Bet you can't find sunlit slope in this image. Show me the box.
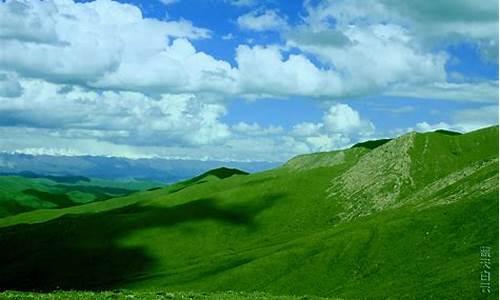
[0,126,497,299]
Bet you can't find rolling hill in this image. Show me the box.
[0,126,497,299]
[0,175,163,217]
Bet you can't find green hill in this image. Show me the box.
[195,167,249,179]
[0,176,163,217]
[0,126,497,299]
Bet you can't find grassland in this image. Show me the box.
[0,175,163,217]
[0,126,497,299]
[0,290,339,300]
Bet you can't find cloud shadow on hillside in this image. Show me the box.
[0,193,284,291]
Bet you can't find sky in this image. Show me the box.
[0,0,498,162]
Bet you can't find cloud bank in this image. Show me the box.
[0,0,497,161]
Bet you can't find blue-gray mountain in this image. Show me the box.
[0,153,279,183]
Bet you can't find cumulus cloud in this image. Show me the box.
[286,23,449,98]
[1,0,496,101]
[223,103,374,159]
[322,103,374,134]
[282,0,498,101]
[0,79,231,147]
[0,0,59,44]
[0,83,374,161]
[237,10,288,32]
[289,103,375,152]
[235,45,343,97]
[0,0,236,95]
[415,105,498,133]
[92,38,239,94]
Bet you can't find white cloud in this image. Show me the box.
[413,120,491,133]
[92,38,239,94]
[323,103,374,135]
[287,23,449,98]
[292,122,323,136]
[304,0,498,48]
[0,86,375,161]
[451,105,499,131]
[1,0,496,101]
[0,0,59,44]
[0,79,231,147]
[221,33,235,40]
[303,134,336,152]
[159,0,179,5]
[289,103,375,153]
[226,103,375,158]
[0,0,237,95]
[375,105,415,114]
[0,72,23,97]
[282,0,498,101]
[232,122,283,136]
[0,127,163,159]
[415,105,498,133]
[454,105,498,124]
[0,124,295,162]
[237,10,288,32]
[415,122,454,132]
[235,45,343,97]
[388,81,499,103]
[0,0,497,163]
[226,0,256,7]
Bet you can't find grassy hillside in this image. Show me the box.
[0,126,497,299]
[0,175,163,217]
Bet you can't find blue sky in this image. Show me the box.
[0,0,498,161]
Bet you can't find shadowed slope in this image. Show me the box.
[0,194,282,291]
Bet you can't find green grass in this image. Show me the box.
[0,126,497,299]
[0,290,337,300]
[0,176,163,217]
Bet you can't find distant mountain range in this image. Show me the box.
[0,153,279,183]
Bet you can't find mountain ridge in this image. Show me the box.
[0,153,278,182]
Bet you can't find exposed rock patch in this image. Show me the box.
[327,132,417,220]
